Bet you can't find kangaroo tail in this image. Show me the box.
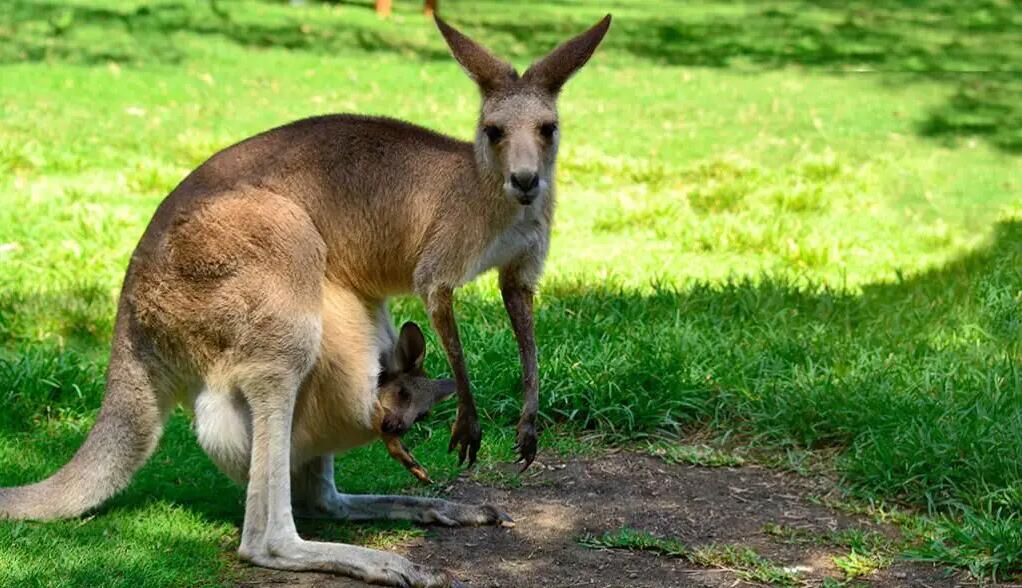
[0,336,167,520]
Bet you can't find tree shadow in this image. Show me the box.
[522,219,1022,434]
[3,0,1019,152]
[0,0,449,67]
[0,520,234,587]
[918,74,1022,153]
[458,1,1022,153]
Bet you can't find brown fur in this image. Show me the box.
[0,14,610,587]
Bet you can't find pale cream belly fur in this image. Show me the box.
[191,282,384,485]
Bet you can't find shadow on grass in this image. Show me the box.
[0,515,233,588]
[462,1,1022,153]
[0,282,115,352]
[3,0,1019,152]
[439,220,1022,513]
[0,0,449,67]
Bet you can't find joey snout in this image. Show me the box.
[381,414,407,436]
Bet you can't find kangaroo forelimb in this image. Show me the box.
[426,287,482,466]
[500,279,539,470]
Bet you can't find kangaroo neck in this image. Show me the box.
[467,142,552,230]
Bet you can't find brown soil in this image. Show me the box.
[238,452,963,587]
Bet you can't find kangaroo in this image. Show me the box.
[0,14,610,587]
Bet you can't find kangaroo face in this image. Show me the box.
[478,91,558,206]
[377,322,455,436]
[377,374,455,436]
[436,15,611,208]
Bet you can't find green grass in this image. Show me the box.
[1,0,1021,584]
[580,527,801,586]
[763,523,898,581]
[644,441,746,468]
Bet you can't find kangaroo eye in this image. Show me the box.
[539,122,557,139]
[398,387,410,401]
[483,125,504,143]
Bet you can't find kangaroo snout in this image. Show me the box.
[511,171,538,193]
[509,170,541,205]
[381,414,406,436]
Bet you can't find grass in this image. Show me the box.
[580,527,800,586]
[763,523,898,581]
[1,0,1021,584]
[644,440,746,468]
[762,522,896,554]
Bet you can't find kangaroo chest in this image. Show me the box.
[463,207,547,284]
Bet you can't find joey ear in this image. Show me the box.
[433,379,457,403]
[396,321,426,374]
[435,16,518,94]
[522,14,612,95]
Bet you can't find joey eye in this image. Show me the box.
[398,387,410,401]
[483,125,504,143]
[539,122,557,139]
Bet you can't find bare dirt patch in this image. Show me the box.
[239,452,961,587]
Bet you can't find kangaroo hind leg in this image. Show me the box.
[236,369,456,588]
[290,456,511,527]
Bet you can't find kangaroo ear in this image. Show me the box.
[435,16,518,94]
[396,322,426,374]
[523,14,612,95]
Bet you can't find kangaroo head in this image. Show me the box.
[436,14,612,207]
[377,322,456,436]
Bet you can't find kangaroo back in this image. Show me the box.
[0,314,167,520]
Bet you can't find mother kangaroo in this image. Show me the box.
[0,14,611,587]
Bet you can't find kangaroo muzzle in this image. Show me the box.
[507,169,543,205]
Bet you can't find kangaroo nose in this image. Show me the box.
[510,171,539,193]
